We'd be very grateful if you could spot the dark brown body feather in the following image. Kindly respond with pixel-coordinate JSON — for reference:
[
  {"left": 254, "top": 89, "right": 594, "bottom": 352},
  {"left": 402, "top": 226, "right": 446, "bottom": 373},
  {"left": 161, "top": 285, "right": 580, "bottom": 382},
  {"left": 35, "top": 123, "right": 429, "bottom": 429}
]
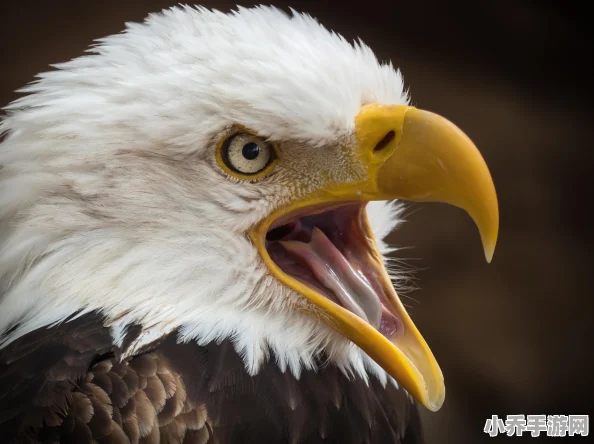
[{"left": 0, "top": 313, "right": 423, "bottom": 444}]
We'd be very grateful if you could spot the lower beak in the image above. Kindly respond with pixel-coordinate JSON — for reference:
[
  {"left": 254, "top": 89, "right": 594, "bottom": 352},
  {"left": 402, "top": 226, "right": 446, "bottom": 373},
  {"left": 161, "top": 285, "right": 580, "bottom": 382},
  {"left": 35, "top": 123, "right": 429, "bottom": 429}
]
[{"left": 251, "top": 104, "right": 499, "bottom": 412}]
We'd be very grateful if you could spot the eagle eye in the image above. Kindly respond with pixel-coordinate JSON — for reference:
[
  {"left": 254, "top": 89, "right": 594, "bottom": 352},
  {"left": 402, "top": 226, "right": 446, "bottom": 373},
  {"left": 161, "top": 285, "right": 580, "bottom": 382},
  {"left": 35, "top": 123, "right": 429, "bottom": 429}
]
[{"left": 219, "top": 132, "right": 276, "bottom": 178}]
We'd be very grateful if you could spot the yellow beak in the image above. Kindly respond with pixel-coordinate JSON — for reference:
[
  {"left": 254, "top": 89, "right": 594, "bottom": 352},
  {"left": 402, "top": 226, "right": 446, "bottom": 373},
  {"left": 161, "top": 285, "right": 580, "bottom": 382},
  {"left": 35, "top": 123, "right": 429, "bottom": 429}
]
[
  {"left": 356, "top": 103, "right": 498, "bottom": 262},
  {"left": 250, "top": 104, "right": 499, "bottom": 412}
]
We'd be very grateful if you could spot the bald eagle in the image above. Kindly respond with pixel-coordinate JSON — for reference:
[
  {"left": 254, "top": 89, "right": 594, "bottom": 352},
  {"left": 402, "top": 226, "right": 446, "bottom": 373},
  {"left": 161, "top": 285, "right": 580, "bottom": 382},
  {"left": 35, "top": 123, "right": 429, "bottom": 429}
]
[{"left": 0, "top": 5, "right": 498, "bottom": 444}]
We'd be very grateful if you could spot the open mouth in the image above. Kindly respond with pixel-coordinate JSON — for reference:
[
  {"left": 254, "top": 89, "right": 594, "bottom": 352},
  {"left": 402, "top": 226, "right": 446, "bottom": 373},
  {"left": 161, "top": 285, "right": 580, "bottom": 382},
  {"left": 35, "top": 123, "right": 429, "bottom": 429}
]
[
  {"left": 246, "top": 104, "right": 498, "bottom": 412},
  {"left": 265, "top": 202, "right": 404, "bottom": 340}
]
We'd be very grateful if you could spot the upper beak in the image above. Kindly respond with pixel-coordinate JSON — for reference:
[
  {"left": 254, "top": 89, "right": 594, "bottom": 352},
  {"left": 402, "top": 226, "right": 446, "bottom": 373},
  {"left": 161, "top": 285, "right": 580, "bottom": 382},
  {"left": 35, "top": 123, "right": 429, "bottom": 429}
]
[
  {"left": 251, "top": 103, "right": 499, "bottom": 412},
  {"left": 355, "top": 103, "right": 498, "bottom": 262}
]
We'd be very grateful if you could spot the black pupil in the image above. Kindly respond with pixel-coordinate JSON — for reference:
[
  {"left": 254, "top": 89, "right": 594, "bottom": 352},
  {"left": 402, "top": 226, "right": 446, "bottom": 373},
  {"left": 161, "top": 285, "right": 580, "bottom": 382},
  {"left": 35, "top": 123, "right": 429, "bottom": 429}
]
[{"left": 242, "top": 143, "right": 260, "bottom": 160}]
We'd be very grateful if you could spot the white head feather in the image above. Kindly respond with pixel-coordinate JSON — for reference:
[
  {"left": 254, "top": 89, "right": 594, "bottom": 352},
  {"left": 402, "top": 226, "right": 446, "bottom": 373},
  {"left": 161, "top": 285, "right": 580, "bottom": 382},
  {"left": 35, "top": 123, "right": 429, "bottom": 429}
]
[{"left": 0, "top": 5, "right": 408, "bottom": 384}]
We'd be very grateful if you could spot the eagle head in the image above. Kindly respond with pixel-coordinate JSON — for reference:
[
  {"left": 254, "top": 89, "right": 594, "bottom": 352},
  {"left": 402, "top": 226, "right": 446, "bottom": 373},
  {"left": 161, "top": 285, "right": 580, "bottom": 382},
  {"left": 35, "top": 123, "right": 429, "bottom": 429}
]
[{"left": 0, "top": 5, "right": 498, "bottom": 412}]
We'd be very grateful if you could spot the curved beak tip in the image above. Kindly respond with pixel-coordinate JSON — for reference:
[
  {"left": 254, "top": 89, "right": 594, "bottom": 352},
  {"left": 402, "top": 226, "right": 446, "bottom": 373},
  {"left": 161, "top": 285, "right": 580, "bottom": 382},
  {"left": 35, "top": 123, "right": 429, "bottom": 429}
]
[
  {"left": 428, "top": 396, "right": 445, "bottom": 412},
  {"left": 485, "top": 242, "right": 496, "bottom": 263},
  {"left": 479, "top": 207, "right": 499, "bottom": 264}
]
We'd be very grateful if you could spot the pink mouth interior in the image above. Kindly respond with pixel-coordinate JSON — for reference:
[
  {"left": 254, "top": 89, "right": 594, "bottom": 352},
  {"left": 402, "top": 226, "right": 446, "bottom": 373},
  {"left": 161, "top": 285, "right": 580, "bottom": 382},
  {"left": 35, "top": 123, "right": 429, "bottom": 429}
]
[{"left": 266, "top": 203, "right": 404, "bottom": 339}]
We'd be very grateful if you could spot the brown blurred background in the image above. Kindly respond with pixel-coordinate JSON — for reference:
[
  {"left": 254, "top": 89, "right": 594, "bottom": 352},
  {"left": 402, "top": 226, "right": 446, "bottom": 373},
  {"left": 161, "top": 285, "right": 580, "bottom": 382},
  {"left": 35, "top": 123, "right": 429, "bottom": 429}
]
[{"left": 1, "top": 1, "right": 592, "bottom": 442}]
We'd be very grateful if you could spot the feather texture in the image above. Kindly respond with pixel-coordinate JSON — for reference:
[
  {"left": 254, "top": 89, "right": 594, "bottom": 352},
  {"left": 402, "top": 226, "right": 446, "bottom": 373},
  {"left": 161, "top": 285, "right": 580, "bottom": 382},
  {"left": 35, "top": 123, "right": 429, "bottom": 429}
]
[{"left": 0, "top": 313, "right": 422, "bottom": 444}]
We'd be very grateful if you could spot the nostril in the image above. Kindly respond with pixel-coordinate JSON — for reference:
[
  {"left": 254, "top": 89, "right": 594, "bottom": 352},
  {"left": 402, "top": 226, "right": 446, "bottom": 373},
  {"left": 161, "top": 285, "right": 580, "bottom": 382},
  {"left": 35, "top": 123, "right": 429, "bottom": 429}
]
[{"left": 373, "top": 130, "right": 395, "bottom": 153}]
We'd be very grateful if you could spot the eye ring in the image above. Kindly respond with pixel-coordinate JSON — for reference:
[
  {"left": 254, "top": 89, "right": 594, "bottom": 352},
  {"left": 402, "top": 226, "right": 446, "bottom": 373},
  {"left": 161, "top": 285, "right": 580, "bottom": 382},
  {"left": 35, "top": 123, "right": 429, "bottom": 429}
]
[{"left": 216, "top": 131, "right": 277, "bottom": 179}]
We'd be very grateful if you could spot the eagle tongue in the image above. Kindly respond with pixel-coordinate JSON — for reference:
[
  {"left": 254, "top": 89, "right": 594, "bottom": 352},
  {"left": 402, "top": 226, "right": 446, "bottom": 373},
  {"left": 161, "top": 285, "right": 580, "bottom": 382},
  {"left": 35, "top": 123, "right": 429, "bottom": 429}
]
[{"left": 280, "top": 227, "right": 383, "bottom": 328}]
